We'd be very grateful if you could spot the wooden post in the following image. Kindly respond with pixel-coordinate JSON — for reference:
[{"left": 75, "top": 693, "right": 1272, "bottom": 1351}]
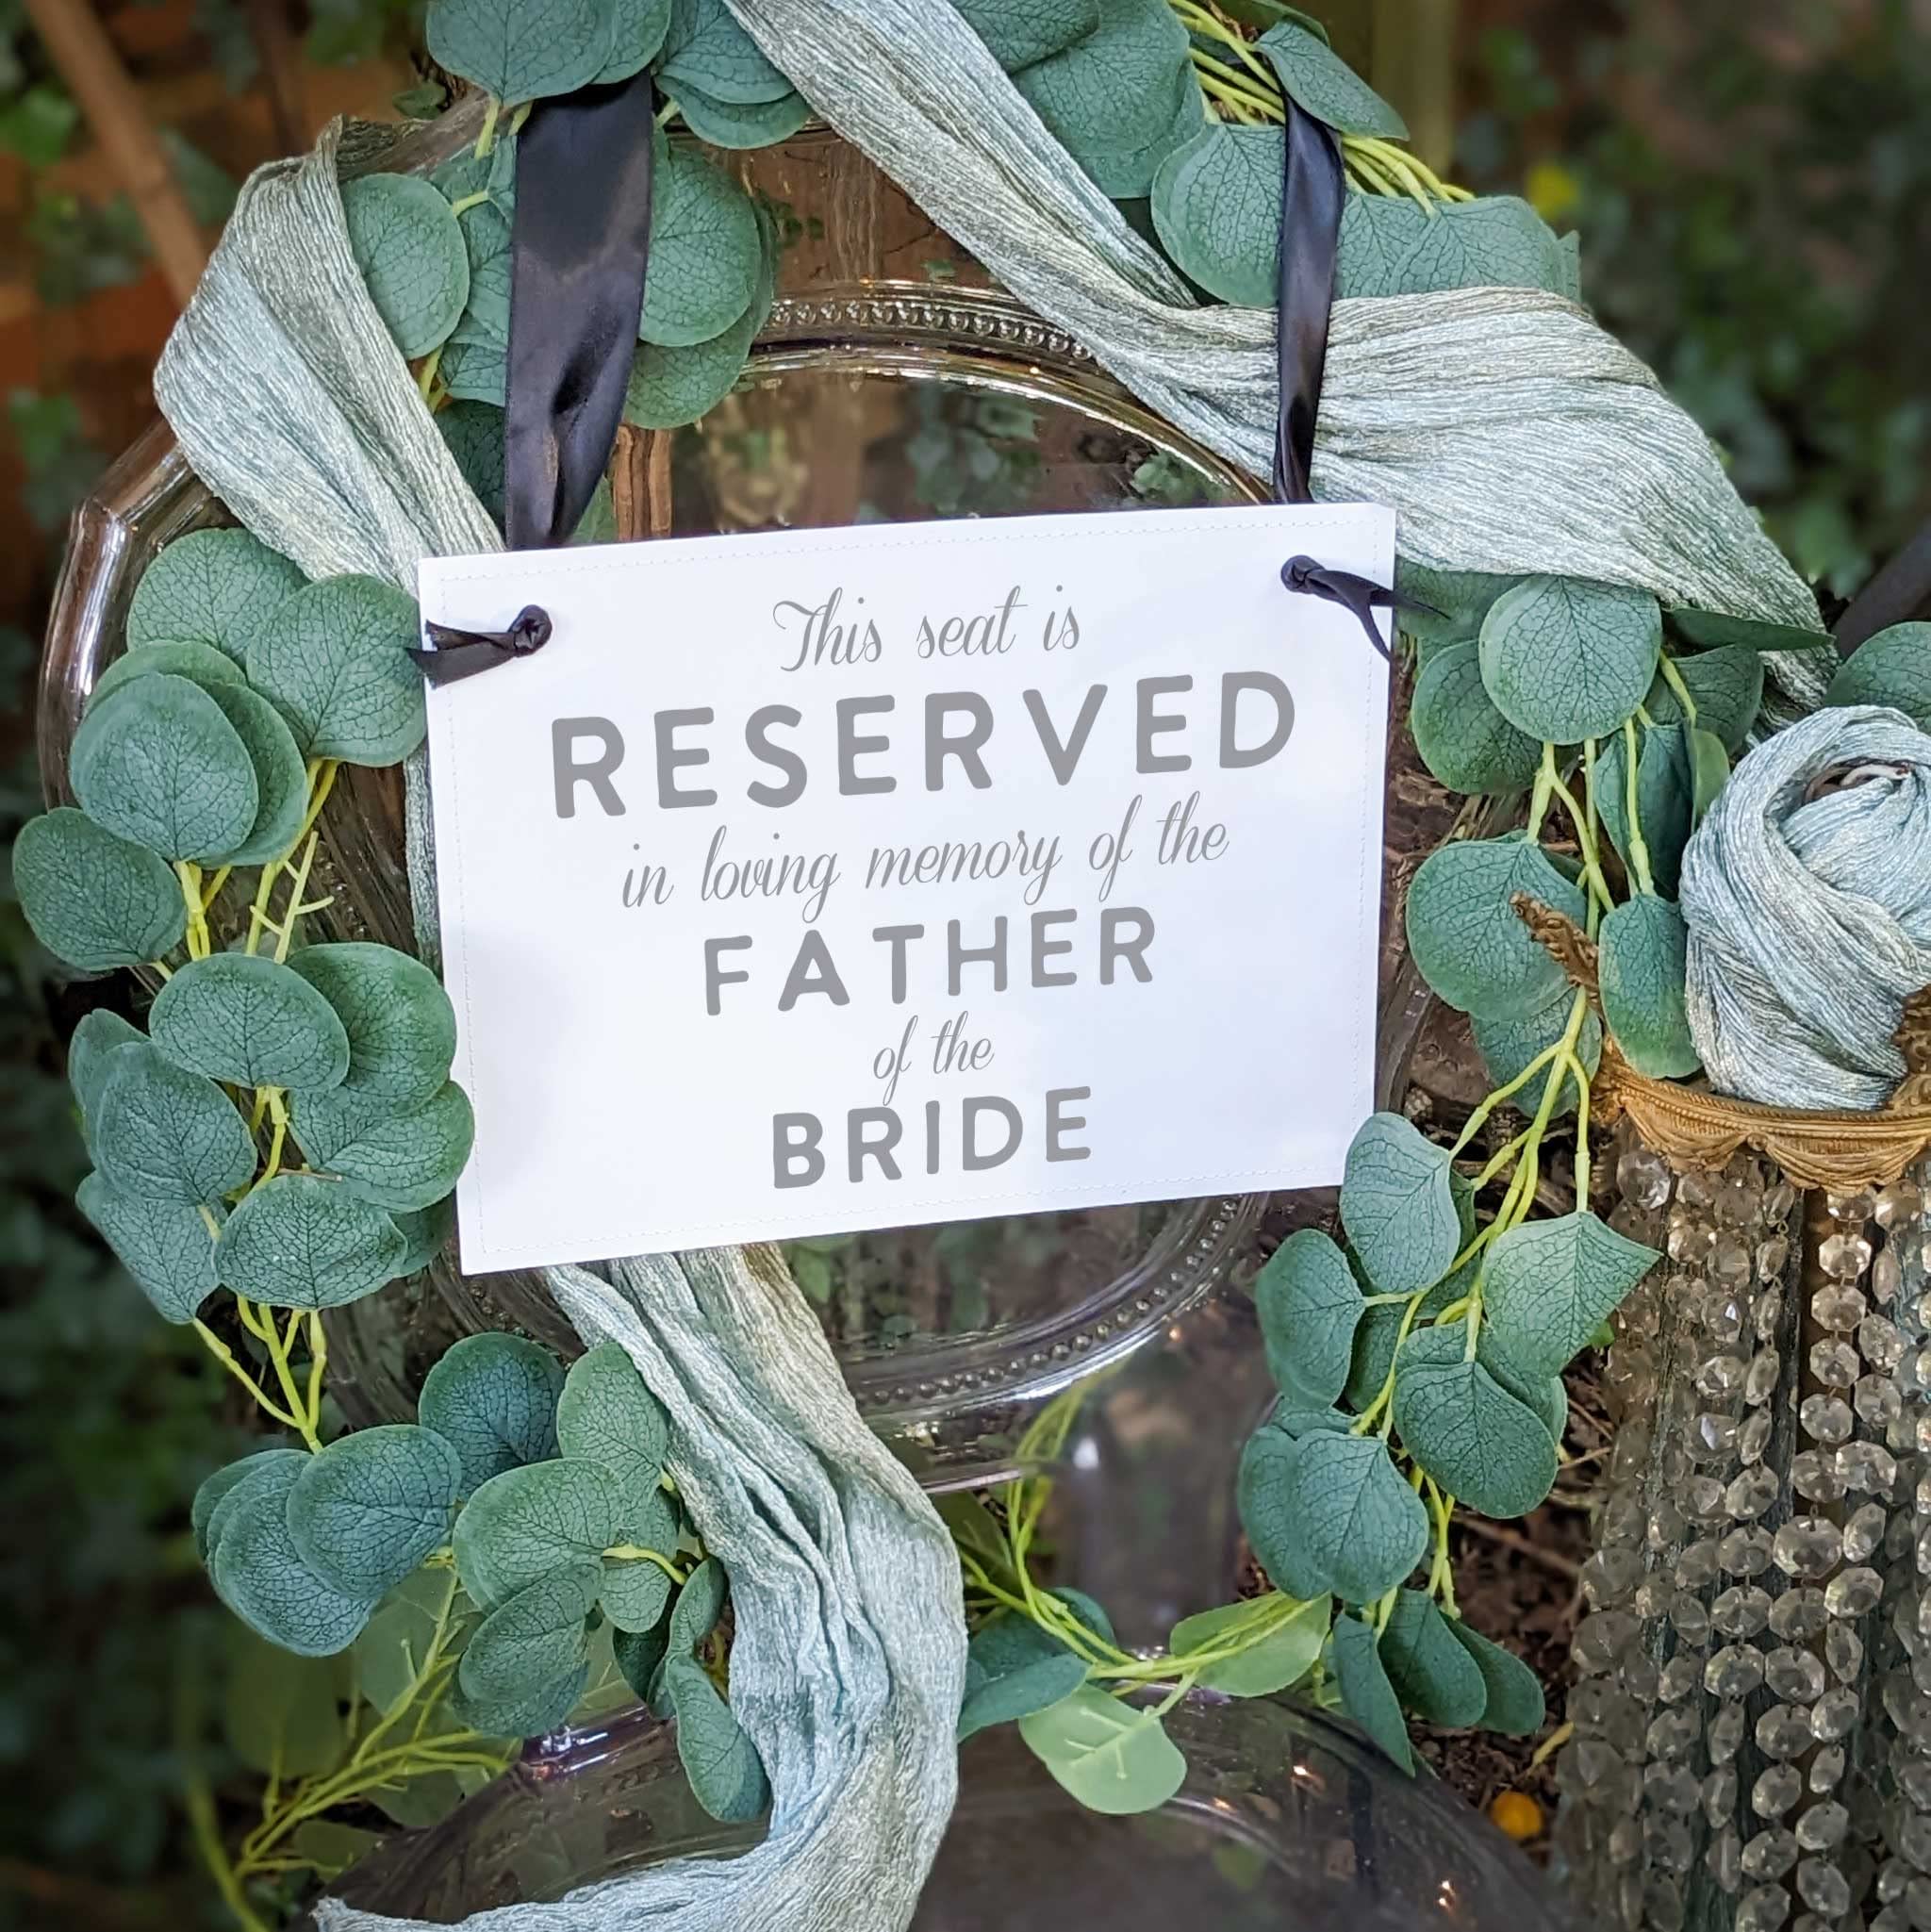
[
  {"left": 611, "top": 424, "right": 674, "bottom": 540},
  {"left": 1371, "top": 0, "right": 1459, "bottom": 177}
]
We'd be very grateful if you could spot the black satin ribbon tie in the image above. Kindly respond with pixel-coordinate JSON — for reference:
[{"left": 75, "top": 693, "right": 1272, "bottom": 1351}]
[
  {"left": 1279, "top": 556, "right": 1443, "bottom": 660},
  {"left": 409, "top": 604, "right": 554, "bottom": 685}
]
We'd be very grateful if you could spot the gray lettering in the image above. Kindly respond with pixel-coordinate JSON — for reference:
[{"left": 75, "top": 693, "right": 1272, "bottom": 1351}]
[
  {"left": 962, "top": 1096, "right": 1022, "bottom": 1170},
  {"left": 948, "top": 917, "right": 1007, "bottom": 997},
  {"left": 1099, "top": 906, "right": 1155, "bottom": 984},
  {"left": 778, "top": 930, "right": 850, "bottom": 1012},
  {"left": 655, "top": 708, "right": 717, "bottom": 809},
  {"left": 703, "top": 935, "right": 752, "bottom": 1015},
  {"left": 848, "top": 1108, "right": 902, "bottom": 1181},
  {"left": 552, "top": 717, "right": 626, "bottom": 817},
  {"left": 836, "top": 695, "right": 896, "bottom": 796},
  {"left": 773, "top": 1114, "right": 824, "bottom": 1188},
  {"left": 1046, "top": 1087, "right": 1092, "bottom": 1163},
  {"left": 1023, "top": 684, "right": 1106, "bottom": 785},
  {"left": 746, "top": 703, "right": 806, "bottom": 806},
  {"left": 1031, "top": 908, "right": 1078, "bottom": 987},
  {"left": 1220, "top": 670, "right": 1295, "bottom": 768},
  {"left": 925, "top": 692, "right": 993, "bottom": 790}
]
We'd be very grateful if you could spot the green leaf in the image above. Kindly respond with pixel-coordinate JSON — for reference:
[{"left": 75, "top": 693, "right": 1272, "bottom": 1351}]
[
  {"left": 671, "top": 83, "right": 810, "bottom": 150},
  {"left": 1403, "top": 834, "right": 1588, "bottom": 1021},
  {"left": 1410, "top": 640, "right": 1542, "bottom": 797},
  {"left": 1076, "top": 73, "right": 1207, "bottom": 200},
  {"left": 1268, "top": 1405, "right": 1352, "bottom": 1440},
  {"left": 1824, "top": 621, "right": 1931, "bottom": 728},
  {"left": 1593, "top": 723, "right": 1692, "bottom": 898},
  {"left": 1642, "top": 647, "right": 1763, "bottom": 754},
  {"left": 1478, "top": 575, "right": 1661, "bottom": 744},
  {"left": 355, "top": 1566, "right": 467, "bottom": 1715},
  {"left": 1390, "top": 1324, "right": 1558, "bottom": 1518},
  {"left": 287, "top": 1425, "right": 464, "bottom": 1597},
  {"left": 13, "top": 807, "right": 186, "bottom": 970},
  {"left": 1018, "top": 1685, "right": 1187, "bottom": 1815},
  {"left": 287, "top": 1820, "right": 384, "bottom": 1881},
  {"left": 1257, "top": 21, "right": 1404, "bottom": 137},
  {"left": 1394, "top": 563, "right": 1520, "bottom": 652},
  {"left": 127, "top": 526, "right": 305, "bottom": 662},
  {"left": 389, "top": 1196, "right": 454, "bottom": 1275},
  {"left": 637, "top": 147, "right": 762, "bottom": 348},
  {"left": 1444, "top": 1620, "right": 1545, "bottom": 1736},
  {"left": 595, "top": 0, "right": 672, "bottom": 82},
  {"left": 418, "top": 1333, "right": 563, "bottom": 1494},
  {"left": 438, "top": 339, "right": 505, "bottom": 406},
  {"left": 291, "top": 1079, "right": 474, "bottom": 1214},
  {"left": 1013, "top": 0, "right": 1193, "bottom": 197},
  {"left": 433, "top": 136, "right": 519, "bottom": 217},
  {"left": 1238, "top": 1426, "right": 1428, "bottom": 1604},
  {"left": 1378, "top": 1590, "right": 1487, "bottom": 1726},
  {"left": 437, "top": 401, "right": 505, "bottom": 527},
  {"left": 248, "top": 574, "right": 425, "bottom": 767},
  {"left": 668, "top": 1554, "right": 727, "bottom": 1652},
  {"left": 77, "top": 1171, "right": 221, "bottom": 1322},
  {"left": 210, "top": 1457, "right": 377, "bottom": 1656},
  {"left": 223, "top": 1627, "right": 347, "bottom": 1776},
  {"left": 196, "top": 681, "right": 311, "bottom": 867},
  {"left": 1340, "top": 1112, "right": 1461, "bottom": 1297},
  {"left": 955, "top": 0, "right": 1098, "bottom": 68},
  {"left": 1329, "top": 1613, "right": 1412, "bottom": 1773},
  {"left": 556, "top": 1343, "right": 670, "bottom": 1491},
  {"left": 453, "top": 1456, "right": 624, "bottom": 1608},
  {"left": 1470, "top": 988, "right": 1599, "bottom": 1121},
  {"left": 448, "top": 201, "right": 511, "bottom": 350},
  {"left": 70, "top": 674, "right": 259, "bottom": 863},
  {"left": 1687, "top": 726, "right": 1730, "bottom": 827},
  {"left": 69, "top": 1009, "right": 144, "bottom": 1129},
  {"left": 1169, "top": 1593, "right": 1329, "bottom": 1697},
  {"left": 1343, "top": 1299, "right": 1406, "bottom": 1409},
  {"left": 1481, "top": 1210, "right": 1659, "bottom": 1380},
  {"left": 665, "top": 1656, "right": 770, "bottom": 1821},
  {"left": 1253, "top": 1229, "right": 1363, "bottom": 1405},
  {"left": 342, "top": 174, "right": 470, "bottom": 359},
  {"left": 1336, "top": 194, "right": 1566, "bottom": 301},
  {"left": 450, "top": 1662, "right": 589, "bottom": 1740},
  {"left": 1479, "top": 1336, "right": 1567, "bottom": 1445},
  {"left": 625, "top": 212, "right": 773, "bottom": 428},
  {"left": 600, "top": 1483, "right": 679, "bottom": 1632},
  {"left": 1597, "top": 895, "right": 1699, "bottom": 1078},
  {"left": 93, "top": 1042, "right": 256, "bottom": 1204},
  {"left": 286, "top": 943, "right": 457, "bottom": 1108},
  {"left": 425, "top": 0, "right": 613, "bottom": 104},
  {"left": 658, "top": 0, "right": 790, "bottom": 103},
  {"left": 959, "top": 1632, "right": 1089, "bottom": 1742},
  {"left": 458, "top": 1557, "right": 599, "bottom": 1703},
  {"left": 1664, "top": 605, "right": 1827, "bottom": 656},
  {"left": 1148, "top": 124, "right": 1282, "bottom": 308},
  {"left": 613, "top": 1618, "right": 669, "bottom": 1703},
  {"left": 150, "top": 953, "right": 350, "bottom": 1092},
  {"left": 195, "top": 1448, "right": 305, "bottom": 1561},
  {"left": 91, "top": 638, "right": 246, "bottom": 706},
  {"left": 217, "top": 1174, "right": 409, "bottom": 1310}
]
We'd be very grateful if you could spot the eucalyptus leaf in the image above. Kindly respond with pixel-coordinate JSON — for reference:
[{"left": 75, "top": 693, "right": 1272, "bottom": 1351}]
[
  {"left": 1598, "top": 894, "right": 1700, "bottom": 1078},
  {"left": 13, "top": 807, "right": 186, "bottom": 970},
  {"left": 389, "top": 1196, "right": 455, "bottom": 1275},
  {"left": 1665, "top": 605, "right": 1829, "bottom": 656},
  {"left": 292, "top": 1079, "right": 474, "bottom": 1214},
  {"left": 355, "top": 1566, "right": 467, "bottom": 1715},
  {"left": 197, "top": 680, "right": 311, "bottom": 867},
  {"left": 438, "top": 339, "right": 506, "bottom": 406},
  {"left": 1170, "top": 1592, "right": 1329, "bottom": 1697},
  {"left": 1343, "top": 1299, "right": 1407, "bottom": 1411},
  {"left": 1687, "top": 726, "right": 1730, "bottom": 827},
  {"left": 1148, "top": 124, "right": 1282, "bottom": 308},
  {"left": 418, "top": 1332, "right": 564, "bottom": 1494},
  {"left": 1393, "top": 562, "right": 1520, "bottom": 651},
  {"left": 1478, "top": 575, "right": 1661, "bottom": 744},
  {"left": 1254, "top": 1228, "right": 1363, "bottom": 1405},
  {"left": 1378, "top": 1590, "right": 1487, "bottom": 1727},
  {"left": 1481, "top": 1210, "right": 1659, "bottom": 1380},
  {"left": 595, "top": 0, "right": 672, "bottom": 82},
  {"left": 1470, "top": 988, "right": 1600, "bottom": 1121},
  {"left": 457, "top": 1558, "right": 600, "bottom": 1704},
  {"left": 1826, "top": 622, "right": 1931, "bottom": 729},
  {"left": 342, "top": 173, "right": 470, "bottom": 359},
  {"left": 601, "top": 1483, "right": 679, "bottom": 1632},
  {"left": 93, "top": 1042, "right": 256, "bottom": 1205},
  {"left": 195, "top": 1448, "right": 305, "bottom": 1561},
  {"left": 437, "top": 401, "right": 505, "bottom": 527},
  {"left": 637, "top": 147, "right": 761, "bottom": 348},
  {"left": 1340, "top": 1112, "right": 1461, "bottom": 1297},
  {"left": 556, "top": 1343, "right": 670, "bottom": 1491},
  {"left": 210, "top": 1458, "right": 376, "bottom": 1657},
  {"left": 1410, "top": 639, "right": 1542, "bottom": 796},
  {"left": 150, "top": 953, "right": 350, "bottom": 1092},
  {"left": 223, "top": 1628, "right": 347, "bottom": 1777},
  {"left": 1643, "top": 646, "right": 1764, "bottom": 753},
  {"left": 286, "top": 942, "right": 457, "bottom": 1108},
  {"left": 448, "top": 200, "right": 510, "bottom": 350},
  {"left": 1020, "top": 1685, "right": 1186, "bottom": 1814},
  {"left": 68, "top": 1008, "right": 144, "bottom": 1129},
  {"left": 70, "top": 674, "right": 259, "bottom": 863},
  {"left": 668, "top": 1554, "right": 727, "bottom": 1652},
  {"left": 452, "top": 1456, "right": 624, "bottom": 1608},
  {"left": 1238, "top": 1425, "right": 1428, "bottom": 1604},
  {"left": 959, "top": 1629, "right": 1089, "bottom": 1742},
  {"left": 1336, "top": 194, "right": 1567, "bottom": 301},
  {"left": 287, "top": 1425, "right": 465, "bottom": 1597},
  {"left": 1593, "top": 722, "right": 1692, "bottom": 897},
  {"left": 432, "top": 136, "right": 518, "bottom": 216},
  {"left": 1080, "top": 73, "right": 1207, "bottom": 201},
  {"left": 425, "top": 0, "right": 614, "bottom": 105},
  {"left": 1257, "top": 21, "right": 1404, "bottom": 137},
  {"left": 1329, "top": 1612, "right": 1412, "bottom": 1773},
  {"left": 451, "top": 1664, "right": 589, "bottom": 1740},
  {"left": 1404, "top": 834, "right": 1588, "bottom": 1021},
  {"left": 247, "top": 574, "right": 425, "bottom": 766},
  {"left": 217, "top": 1174, "right": 410, "bottom": 1310},
  {"left": 956, "top": 0, "right": 1098, "bottom": 68},
  {"left": 1392, "top": 1322, "right": 1558, "bottom": 1518},
  {"left": 625, "top": 215, "right": 773, "bottom": 428},
  {"left": 126, "top": 526, "right": 305, "bottom": 662},
  {"left": 613, "top": 1618, "right": 670, "bottom": 1703},
  {"left": 91, "top": 638, "right": 246, "bottom": 706},
  {"left": 671, "top": 82, "right": 810, "bottom": 149},
  {"left": 1444, "top": 1620, "right": 1545, "bottom": 1736},
  {"left": 659, "top": 0, "right": 791, "bottom": 103},
  {"left": 77, "top": 1171, "right": 221, "bottom": 1323},
  {"left": 665, "top": 1657, "right": 771, "bottom": 1821}
]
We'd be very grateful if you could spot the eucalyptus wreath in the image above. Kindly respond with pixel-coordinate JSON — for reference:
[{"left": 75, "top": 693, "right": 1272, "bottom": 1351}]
[{"left": 22, "top": 0, "right": 1931, "bottom": 1905}]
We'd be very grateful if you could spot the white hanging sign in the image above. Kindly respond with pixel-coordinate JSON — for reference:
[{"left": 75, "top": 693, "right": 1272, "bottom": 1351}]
[{"left": 420, "top": 504, "right": 1393, "bottom": 1272}]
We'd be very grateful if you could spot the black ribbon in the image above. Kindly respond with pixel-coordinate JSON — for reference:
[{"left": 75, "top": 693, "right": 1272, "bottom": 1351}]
[
  {"left": 412, "top": 70, "right": 656, "bottom": 686},
  {"left": 1832, "top": 516, "right": 1931, "bottom": 657}
]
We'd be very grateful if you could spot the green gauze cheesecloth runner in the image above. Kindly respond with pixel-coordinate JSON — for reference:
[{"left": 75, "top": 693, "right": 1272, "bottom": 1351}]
[{"left": 153, "top": 122, "right": 966, "bottom": 1932}]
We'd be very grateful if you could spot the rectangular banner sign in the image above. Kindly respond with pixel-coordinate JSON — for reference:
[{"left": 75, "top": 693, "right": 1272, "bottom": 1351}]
[{"left": 420, "top": 504, "right": 1393, "bottom": 1272}]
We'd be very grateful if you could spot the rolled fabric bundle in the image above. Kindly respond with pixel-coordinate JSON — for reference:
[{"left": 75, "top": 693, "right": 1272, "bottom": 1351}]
[{"left": 1679, "top": 704, "right": 1931, "bottom": 1110}]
